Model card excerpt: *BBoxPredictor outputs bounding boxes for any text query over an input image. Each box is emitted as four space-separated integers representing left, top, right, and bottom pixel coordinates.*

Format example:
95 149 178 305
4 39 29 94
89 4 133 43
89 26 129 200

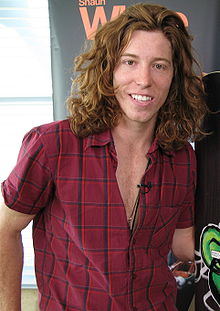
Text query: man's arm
0 202 35 311
171 226 195 261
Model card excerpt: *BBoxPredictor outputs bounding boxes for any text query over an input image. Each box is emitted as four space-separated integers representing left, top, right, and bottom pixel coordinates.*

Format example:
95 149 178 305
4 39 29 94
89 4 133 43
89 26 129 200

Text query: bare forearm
171 227 195 262
0 232 23 311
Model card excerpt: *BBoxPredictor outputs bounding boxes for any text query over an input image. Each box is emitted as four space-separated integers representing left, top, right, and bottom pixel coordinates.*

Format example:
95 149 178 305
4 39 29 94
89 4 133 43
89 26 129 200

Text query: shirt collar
147 138 174 157
84 130 113 150
84 130 174 156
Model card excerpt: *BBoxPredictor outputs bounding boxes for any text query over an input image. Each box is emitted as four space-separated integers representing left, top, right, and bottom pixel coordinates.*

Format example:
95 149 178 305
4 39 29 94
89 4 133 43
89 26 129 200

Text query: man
0 3 207 311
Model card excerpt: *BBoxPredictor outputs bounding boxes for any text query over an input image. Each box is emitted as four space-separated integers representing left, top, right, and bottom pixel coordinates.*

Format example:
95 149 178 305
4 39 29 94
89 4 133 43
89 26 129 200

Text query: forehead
122 30 172 60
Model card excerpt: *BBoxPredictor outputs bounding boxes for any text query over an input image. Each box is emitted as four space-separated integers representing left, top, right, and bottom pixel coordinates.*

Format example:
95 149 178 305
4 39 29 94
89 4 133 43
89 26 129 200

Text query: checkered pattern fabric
2 120 195 311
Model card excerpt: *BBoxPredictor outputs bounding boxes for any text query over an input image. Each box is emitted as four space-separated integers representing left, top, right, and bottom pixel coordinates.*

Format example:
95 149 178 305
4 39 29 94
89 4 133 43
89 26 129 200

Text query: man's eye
154 63 165 70
125 60 134 65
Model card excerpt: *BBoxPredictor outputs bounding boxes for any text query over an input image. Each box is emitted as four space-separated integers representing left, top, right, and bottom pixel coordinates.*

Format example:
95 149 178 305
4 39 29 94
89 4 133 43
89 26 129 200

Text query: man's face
113 30 174 129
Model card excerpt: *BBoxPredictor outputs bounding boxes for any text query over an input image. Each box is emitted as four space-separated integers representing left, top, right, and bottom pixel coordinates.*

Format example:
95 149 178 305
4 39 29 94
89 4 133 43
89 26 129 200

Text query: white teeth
131 94 152 101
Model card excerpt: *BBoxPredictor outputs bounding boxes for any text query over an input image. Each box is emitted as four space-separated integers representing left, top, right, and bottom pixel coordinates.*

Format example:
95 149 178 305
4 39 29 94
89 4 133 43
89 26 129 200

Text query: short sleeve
176 143 196 229
1 128 54 215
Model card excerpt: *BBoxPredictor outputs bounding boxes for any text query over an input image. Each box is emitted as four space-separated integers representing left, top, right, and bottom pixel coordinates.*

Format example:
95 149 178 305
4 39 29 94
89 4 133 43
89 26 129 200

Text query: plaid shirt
2 120 196 311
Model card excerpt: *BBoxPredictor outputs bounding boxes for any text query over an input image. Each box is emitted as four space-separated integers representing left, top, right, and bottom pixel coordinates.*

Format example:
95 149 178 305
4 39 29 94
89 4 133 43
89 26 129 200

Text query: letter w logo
79 5 126 39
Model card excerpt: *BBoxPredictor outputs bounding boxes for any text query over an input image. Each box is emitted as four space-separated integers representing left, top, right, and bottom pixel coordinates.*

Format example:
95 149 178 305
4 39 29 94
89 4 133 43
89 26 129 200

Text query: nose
135 66 152 87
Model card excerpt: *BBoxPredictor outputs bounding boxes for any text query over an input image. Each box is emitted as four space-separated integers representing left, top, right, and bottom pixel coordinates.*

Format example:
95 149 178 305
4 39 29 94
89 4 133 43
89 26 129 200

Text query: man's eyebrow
153 57 172 65
121 53 138 58
120 53 172 64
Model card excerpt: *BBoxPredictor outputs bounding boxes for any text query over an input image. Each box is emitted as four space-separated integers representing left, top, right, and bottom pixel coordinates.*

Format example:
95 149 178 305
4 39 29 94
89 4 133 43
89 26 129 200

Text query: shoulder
172 142 196 165
172 143 196 181
22 119 78 149
24 119 72 139
17 120 78 164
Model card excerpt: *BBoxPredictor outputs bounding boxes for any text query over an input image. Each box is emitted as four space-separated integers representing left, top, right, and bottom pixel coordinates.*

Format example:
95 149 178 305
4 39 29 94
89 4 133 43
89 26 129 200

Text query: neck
112 120 155 153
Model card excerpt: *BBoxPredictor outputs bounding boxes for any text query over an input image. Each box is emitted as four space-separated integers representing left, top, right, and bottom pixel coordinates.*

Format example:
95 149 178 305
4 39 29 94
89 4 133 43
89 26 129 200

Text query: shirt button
133 307 138 311
133 239 136 244
132 273 136 279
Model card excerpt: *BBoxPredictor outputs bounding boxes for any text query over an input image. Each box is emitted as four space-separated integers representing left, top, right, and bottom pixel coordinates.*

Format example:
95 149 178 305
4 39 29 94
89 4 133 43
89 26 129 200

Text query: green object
201 225 220 305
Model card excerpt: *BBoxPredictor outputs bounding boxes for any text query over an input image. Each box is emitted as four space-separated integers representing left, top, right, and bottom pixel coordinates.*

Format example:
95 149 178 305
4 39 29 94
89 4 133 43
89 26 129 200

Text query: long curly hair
67 3 207 151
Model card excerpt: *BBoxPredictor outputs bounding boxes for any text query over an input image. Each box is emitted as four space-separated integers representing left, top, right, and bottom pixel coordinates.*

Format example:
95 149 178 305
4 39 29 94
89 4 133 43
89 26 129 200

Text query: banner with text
48 0 220 120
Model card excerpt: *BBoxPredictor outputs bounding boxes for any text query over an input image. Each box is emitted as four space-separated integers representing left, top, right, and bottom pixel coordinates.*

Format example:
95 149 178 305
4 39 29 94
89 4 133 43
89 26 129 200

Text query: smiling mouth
130 94 153 102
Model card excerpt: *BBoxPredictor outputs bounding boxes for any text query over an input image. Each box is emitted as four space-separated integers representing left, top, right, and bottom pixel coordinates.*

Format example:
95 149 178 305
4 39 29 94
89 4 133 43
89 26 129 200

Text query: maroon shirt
2 120 196 311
